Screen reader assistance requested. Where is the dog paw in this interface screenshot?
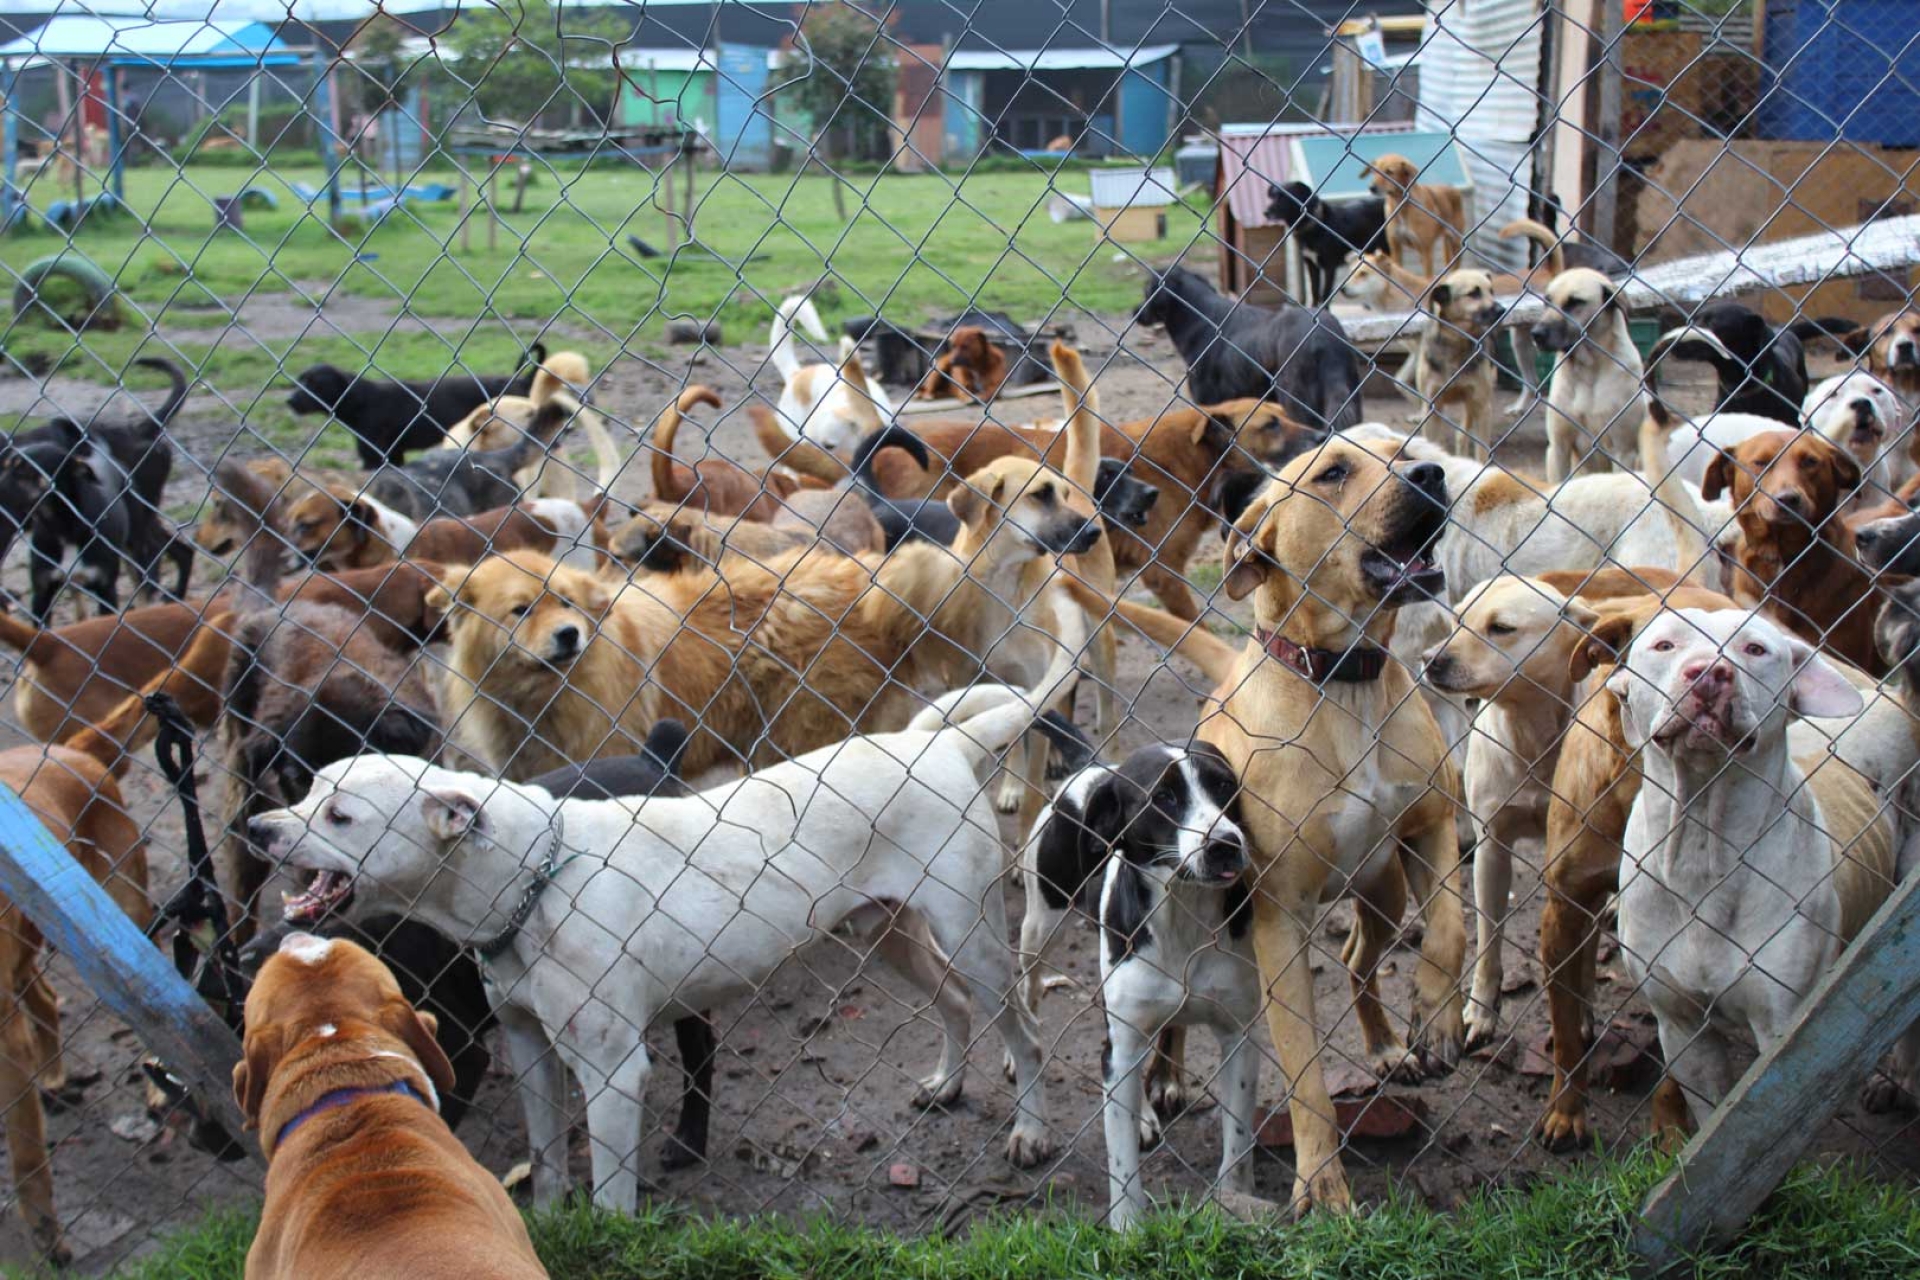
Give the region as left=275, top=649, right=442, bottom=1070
left=660, top=1134, right=706, bottom=1171
left=1148, top=1073, right=1190, bottom=1120
left=1137, top=1107, right=1164, bottom=1149
left=1534, top=1104, right=1590, bottom=1153
left=1462, top=1002, right=1499, bottom=1054
left=993, top=777, right=1023, bottom=814
left=1861, top=1073, right=1916, bottom=1115
left=1006, top=1125, right=1054, bottom=1168
left=1368, top=1039, right=1425, bottom=1084
left=1290, top=1168, right=1354, bottom=1219
left=31, top=1224, right=70, bottom=1268
left=913, top=1072, right=964, bottom=1110
left=1415, top=1000, right=1467, bottom=1075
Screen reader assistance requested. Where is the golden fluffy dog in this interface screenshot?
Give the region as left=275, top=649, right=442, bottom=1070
left=236, top=935, right=546, bottom=1279
left=1364, top=152, right=1466, bottom=277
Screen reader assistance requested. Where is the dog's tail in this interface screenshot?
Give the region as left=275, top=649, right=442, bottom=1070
left=0, top=608, right=42, bottom=657
left=1648, top=324, right=1744, bottom=382
left=132, top=357, right=190, bottom=430
left=747, top=403, right=845, bottom=484
left=1050, top=339, right=1100, bottom=494
left=770, top=295, right=829, bottom=380
left=490, top=393, right=583, bottom=482
left=649, top=387, right=722, bottom=503
left=911, top=599, right=1086, bottom=770
left=849, top=423, right=931, bottom=503
left=1057, top=576, right=1241, bottom=687
left=1639, top=395, right=1715, bottom=585
left=1498, top=217, right=1568, bottom=277
left=60, top=613, right=234, bottom=778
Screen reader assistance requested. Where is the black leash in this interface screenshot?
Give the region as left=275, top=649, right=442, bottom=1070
left=146, top=692, right=246, bottom=1025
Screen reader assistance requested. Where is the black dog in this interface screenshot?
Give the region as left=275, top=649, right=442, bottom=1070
left=525, top=720, right=721, bottom=1169
left=1265, top=181, right=1387, bottom=307
left=1135, top=265, right=1363, bottom=430
left=0, top=357, right=193, bottom=621
left=1650, top=301, right=1808, bottom=425
left=288, top=343, right=547, bottom=468
left=365, top=395, right=574, bottom=520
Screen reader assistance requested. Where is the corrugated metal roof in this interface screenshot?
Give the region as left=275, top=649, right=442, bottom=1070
left=0, top=15, right=299, bottom=63
left=1089, top=165, right=1179, bottom=208
left=946, top=42, right=1179, bottom=72
left=1413, top=0, right=1546, bottom=272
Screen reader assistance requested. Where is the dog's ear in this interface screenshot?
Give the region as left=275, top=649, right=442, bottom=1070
left=231, top=1024, right=284, bottom=1132
left=377, top=999, right=457, bottom=1104
left=1835, top=325, right=1874, bottom=356
left=1600, top=281, right=1622, bottom=311
left=1428, top=283, right=1453, bottom=312
left=346, top=498, right=378, bottom=530
left=1560, top=597, right=1601, bottom=632
left=1222, top=492, right=1278, bottom=601
left=1827, top=439, right=1864, bottom=493
left=423, top=582, right=454, bottom=622
left=947, top=470, right=1008, bottom=528
left=1785, top=637, right=1865, bottom=719
left=1571, top=611, right=1639, bottom=683
left=1701, top=449, right=1737, bottom=502
left=419, top=786, right=484, bottom=841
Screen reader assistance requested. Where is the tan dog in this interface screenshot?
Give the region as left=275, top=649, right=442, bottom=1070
left=1117, top=439, right=1466, bottom=1215
left=440, top=351, right=618, bottom=499
left=0, top=737, right=149, bottom=1264
left=1364, top=153, right=1466, bottom=277
left=1532, top=269, right=1646, bottom=481
left=1534, top=584, right=1731, bottom=1150
left=433, top=460, right=1097, bottom=783
left=236, top=935, right=546, bottom=1280
left=1417, top=567, right=1678, bottom=1047
left=1412, top=269, right=1507, bottom=458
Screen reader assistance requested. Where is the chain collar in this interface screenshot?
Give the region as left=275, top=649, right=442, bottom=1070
left=473, top=813, right=571, bottom=962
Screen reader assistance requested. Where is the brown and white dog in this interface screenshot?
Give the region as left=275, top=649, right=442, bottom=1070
left=1363, top=152, right=1466, bottom=277
left=283, top=484, right=594, bottom=572
left=770, top=295, right=894, bottom=455
left=650, top=387, right=836, bottom=521
left=235, top=934, right=547, bottom=1279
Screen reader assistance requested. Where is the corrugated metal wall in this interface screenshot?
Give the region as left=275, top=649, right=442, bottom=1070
left=1414, top=0, right=1546, bottom=271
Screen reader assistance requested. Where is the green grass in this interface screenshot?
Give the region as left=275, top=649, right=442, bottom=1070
left=0, top=163, right=1209, bottom=394
left=78, top=1155, right=1920, bottom=1280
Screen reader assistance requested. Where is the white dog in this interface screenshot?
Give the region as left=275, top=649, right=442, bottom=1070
left=769, top=294, right=895, bottom=454
left=1609, top=607, right=1918, bottom=1128
left=252, top=688, right=1061, bottom=1212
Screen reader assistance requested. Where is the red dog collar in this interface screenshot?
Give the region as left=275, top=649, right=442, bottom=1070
left=1256, top=628, right=1389, bottom=684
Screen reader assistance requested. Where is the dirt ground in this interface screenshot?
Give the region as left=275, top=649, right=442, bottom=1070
left=0, top=309, right=1915, bottom=1274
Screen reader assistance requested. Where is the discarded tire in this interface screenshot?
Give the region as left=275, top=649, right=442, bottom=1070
left=12, top=252, right=122, bottom=329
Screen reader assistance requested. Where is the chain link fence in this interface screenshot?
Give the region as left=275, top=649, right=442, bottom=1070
left=0, top=0, right=1912, bottom=1270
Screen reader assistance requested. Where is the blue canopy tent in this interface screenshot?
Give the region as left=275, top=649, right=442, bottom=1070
left=0, top=16, right=334, bottom=228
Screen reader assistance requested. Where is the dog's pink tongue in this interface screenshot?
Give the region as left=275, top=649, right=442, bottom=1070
left=281, top=871, right=349, bottom=922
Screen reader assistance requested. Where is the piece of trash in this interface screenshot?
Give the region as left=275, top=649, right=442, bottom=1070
left=109, top=1113, right=161, bottom=1145
left=889, top=1162, right=920, bottom=1188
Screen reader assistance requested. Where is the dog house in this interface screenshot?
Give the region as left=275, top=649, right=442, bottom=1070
left=1089, top=165, right=1177, bottom=243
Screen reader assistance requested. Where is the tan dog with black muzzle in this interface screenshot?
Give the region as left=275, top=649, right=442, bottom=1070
left=1196, top=437, right=1467, bottom=1216
left=236, top=934, right=547, bottom=1280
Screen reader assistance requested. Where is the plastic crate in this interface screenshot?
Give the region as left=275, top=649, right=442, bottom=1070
left=1758, top=0, right=1920, bottom=148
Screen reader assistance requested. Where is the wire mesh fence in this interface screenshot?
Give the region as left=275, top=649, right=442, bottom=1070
left=0, top=0, right=1913, bottom=1271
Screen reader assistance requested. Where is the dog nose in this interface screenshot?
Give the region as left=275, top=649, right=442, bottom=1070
left=1681, top=657, right=1733, bottom=690
left=551, top=625, right=581, bottom=654
left=1857, top=522, right=1886, bottom=551
left=1773, top=489, right=1805, bottom=512
left=1200, top=834, right=1248, bottom=881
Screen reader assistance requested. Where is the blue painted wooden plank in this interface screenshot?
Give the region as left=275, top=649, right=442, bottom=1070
left=1631, top=865, right=1920, bottom=1275
left=0, top=783, right=256, bottom=1155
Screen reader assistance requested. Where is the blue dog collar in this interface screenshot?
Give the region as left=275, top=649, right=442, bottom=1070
left=274, top=1078, right=430, bottom=1150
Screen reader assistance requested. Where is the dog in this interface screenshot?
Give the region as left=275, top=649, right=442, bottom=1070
left=1135, top=265, right=1363, bottom=430
left=1417, top=568, right=1680, bottom=1047
left=440, top=351, right=621, bottom=500
left=1649, top=301, right=1808, bottom=425
left=1795, top=308, right=1920, bottom=411
left=650, top=387, right=833, bottom=520
left=1173, top=437, right=1467, bottom=1215
left=255, top=682, right=1069, bottom=1211
left=769, top=295, right=895, bottom=454
left=1, top=356, right=193, bottom=621
left=234, top=935, right=547, bottom=1279
left=195, top=457, right=324, bottom=563
left=1499, top=215, right=1631, bottom=279
left=1410, top=270, right=1507, bottom=458
left=433, top=455, right=1097, bottom=783
left=1609, top=607, right=1917, bottom=1135
left=1363, top=152, right=1466, bottom=277
left=360, top=395, right=580, bottom=521
left=0, top=736, right=150, bottom=1263
left=1092, top=742, right=1258, bottom=1230
left=1702, top=429, right=1881, bottom=672
left=1806, top=370, right=1913, bottom=502
left=287, top=345, right=546, bottom=468
left=1532, top=584, right=1733, bottom=1149
left=917, top=325, right=1010, bottom=403
left=1264, top=180, right=1387, bottom=307
left=283, top=486, right=593, bottom=572
left=1532, top=269, right=1647, bottom=481
left=601, top=501, right=817, bottom=572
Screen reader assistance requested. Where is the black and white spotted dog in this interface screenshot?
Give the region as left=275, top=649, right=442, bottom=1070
left=1018, top=740, right=1261, bottom=1229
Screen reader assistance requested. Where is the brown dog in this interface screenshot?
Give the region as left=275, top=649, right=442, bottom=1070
left=1534, top=584, right=1734, bottom=1150
left=1364, top=153, right=1467, bottom=277
left=1412, top=268, right=1506, bottom=458
left=195, top=457, right=324, bottom=560
left=651, top=387, right=833, bottom=520
left=236, top=935, right=546, bottom=1279
left=0, top=736, right=150, bottom=1263
left=1702, top=430, right=1880, bottom=672
left=285, top=484, right=595, bottom=571
left=916, top=326, right=1009, bottom=403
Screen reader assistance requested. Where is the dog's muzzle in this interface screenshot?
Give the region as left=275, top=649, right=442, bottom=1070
left=1857, top=514, right=1920, bottom=573
left=1530, top=320, right=1574, bottom=352
left=1190, top=834, right=1249, bottom=885
left=1850, top=398, right=1883, bottom=444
